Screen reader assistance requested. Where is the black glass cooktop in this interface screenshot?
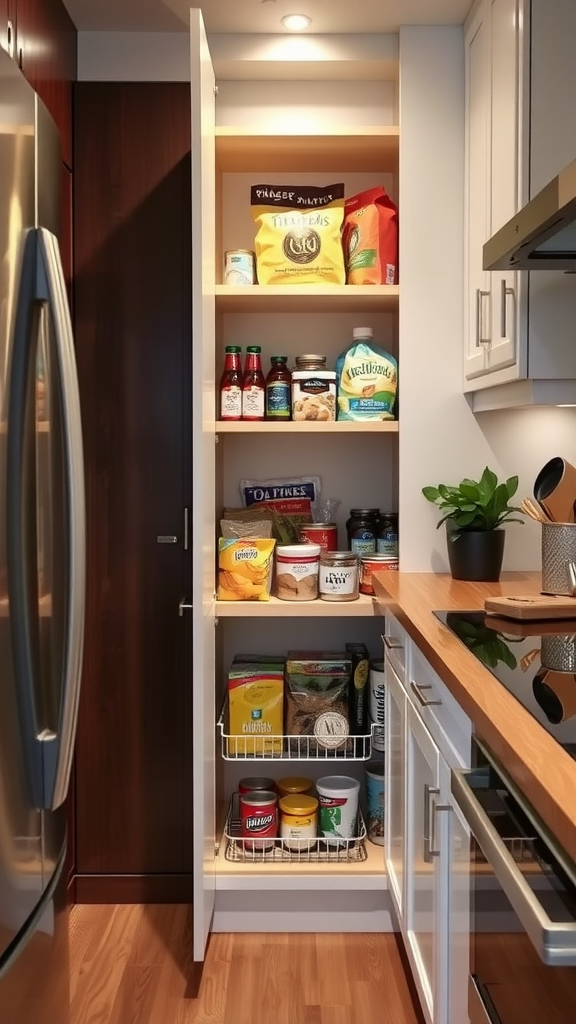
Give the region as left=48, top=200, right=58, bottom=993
left=435, top=610, right=576, bottom=759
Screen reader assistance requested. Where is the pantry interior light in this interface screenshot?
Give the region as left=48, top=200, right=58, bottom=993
left=281, top=13, right=312, bottom=31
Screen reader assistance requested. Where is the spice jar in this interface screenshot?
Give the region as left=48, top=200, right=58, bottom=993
left=279, top=794, right=319, bottom=852
left=346, top=508, right=380, bottom=556
left=319, top=551, right=359, bottom=602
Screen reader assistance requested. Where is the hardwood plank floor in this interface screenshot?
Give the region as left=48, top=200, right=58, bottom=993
left=69, top=905, right=423, bottom=1024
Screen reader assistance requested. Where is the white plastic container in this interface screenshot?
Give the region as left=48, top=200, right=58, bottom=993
left=316, top=775, right=360, bottom=847
left=365, top=762, right=385, bottom=846
left=275, top=543, right=321, bottom=601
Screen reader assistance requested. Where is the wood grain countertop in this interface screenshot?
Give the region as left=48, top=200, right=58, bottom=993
left=372, top=570, right=576, bottom=865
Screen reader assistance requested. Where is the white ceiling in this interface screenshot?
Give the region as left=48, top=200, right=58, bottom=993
left=63, top=0, right=473, bottom=35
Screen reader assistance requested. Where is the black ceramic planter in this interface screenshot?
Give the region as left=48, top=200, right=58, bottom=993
left=446, top=525, right=505, bottom=582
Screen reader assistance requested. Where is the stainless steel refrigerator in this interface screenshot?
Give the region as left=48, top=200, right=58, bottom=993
left=0, top=46, right=85, bottom=1024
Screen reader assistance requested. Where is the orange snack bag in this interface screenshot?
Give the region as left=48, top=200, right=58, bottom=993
left=343, top=186, right=398, bottom=285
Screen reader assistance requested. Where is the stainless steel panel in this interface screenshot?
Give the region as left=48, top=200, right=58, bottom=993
left=0, top=47, right=44, bottom=963
left=35, top=98, right=60, bottom=236
left=0, top=850, right=69, bottom=1024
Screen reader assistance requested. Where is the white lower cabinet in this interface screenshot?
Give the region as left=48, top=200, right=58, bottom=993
left=385, top=642, right=471, bottom=1024
left=384, top=658, right=406, bottom=921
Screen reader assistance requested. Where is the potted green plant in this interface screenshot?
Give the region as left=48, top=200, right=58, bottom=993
left=422, top=467, right=524, bottom=581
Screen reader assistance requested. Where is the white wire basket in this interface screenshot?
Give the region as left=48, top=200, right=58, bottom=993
left=217, top=702, right=384, bottom=762
left=223, top=794, right=368, bottom=864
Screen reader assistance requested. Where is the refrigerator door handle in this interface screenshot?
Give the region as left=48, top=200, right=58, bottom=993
left=6, top=230, right=46, bottom=811
left=36, top=227, right=86, bottom=810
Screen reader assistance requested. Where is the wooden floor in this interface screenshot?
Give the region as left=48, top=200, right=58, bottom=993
left=69, top=904, right=423, bottom=1024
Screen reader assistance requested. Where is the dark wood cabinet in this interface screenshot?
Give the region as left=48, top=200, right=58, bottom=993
left=0, top=0, right=15, bottom=56
left=16, top=0, right=76, bottom=168
left=73, top=83, right=193, bottom=903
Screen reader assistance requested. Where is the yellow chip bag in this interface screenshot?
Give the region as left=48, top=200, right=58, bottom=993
left=251, top=183, right=345, bottom=284
left=217, top=538, right=275, bottom=601
left=228, top=662, right=284, bottom=755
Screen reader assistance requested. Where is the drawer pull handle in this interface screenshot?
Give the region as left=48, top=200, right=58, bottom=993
left=410, top=681, right=442, bottom=707
left=383, top=635, right=403, bottom=651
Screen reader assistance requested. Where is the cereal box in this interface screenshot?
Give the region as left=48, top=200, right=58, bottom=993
left=228, top=661, right=284, bottom=756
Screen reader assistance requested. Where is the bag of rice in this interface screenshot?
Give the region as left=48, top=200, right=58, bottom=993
left=251, top=183, right=345, bottom=284
left=343, top=186, right=398, bottom=285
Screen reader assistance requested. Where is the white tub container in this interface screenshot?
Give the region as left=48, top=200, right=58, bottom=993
left=316, top=775, right=360, bottom=848
left=275, top=543, right=321, bottom=601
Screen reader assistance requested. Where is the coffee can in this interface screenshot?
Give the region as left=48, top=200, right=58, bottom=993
left=240, top=790, right=277, bottom=852
left=299, top=522, right=338, bottom=552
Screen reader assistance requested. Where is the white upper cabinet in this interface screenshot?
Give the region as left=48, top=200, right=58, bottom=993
left=464, top=0, right=576, bottom=408
left=464, top=0, right=524, bottom=384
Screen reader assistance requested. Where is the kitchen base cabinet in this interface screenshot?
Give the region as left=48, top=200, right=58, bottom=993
left=384, top=623, right=471, bottom=1024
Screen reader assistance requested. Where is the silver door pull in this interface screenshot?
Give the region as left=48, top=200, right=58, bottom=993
left=383, top=635, right=403, bottom=650
left=410, top=681, right=442, bottom=707
left=157, top=535, right=178, bottom=544
left=179, top=599, right=192, bottom=616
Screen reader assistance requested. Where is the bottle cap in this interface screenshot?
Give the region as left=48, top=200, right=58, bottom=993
left=271, top=355, right=288, bottom=362
left=246, top=345, right=262, bottom=353
left=225, top=345, right=241, bottom=352
left=352, top=327, right=373, bottom=339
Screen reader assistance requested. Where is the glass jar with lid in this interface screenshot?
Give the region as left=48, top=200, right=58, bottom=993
left=295, top=354, right=327, bottom=371
left=319, top=551, right=359, bottom=602
left=346, top=509, right=380, bottom=556
left=377, top=511, right=399, bottom=557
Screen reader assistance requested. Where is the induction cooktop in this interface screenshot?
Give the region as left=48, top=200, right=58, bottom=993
left=435, top=610, right=576, bottom=759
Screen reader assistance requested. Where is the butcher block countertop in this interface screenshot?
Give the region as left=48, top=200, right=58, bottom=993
left=373, top=570, right=576, bottom=866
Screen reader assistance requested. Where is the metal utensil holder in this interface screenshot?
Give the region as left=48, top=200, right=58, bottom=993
left=541, top=634, right=576, bottom=672
left=541, top=523, right=576, bottom=596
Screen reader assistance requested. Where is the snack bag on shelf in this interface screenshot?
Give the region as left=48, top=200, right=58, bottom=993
left=251, top=183, right=345, bottom=284
left=217, top=538, right=275, bottom=601
left=343, top=186, right=398, bottom=285
left=228, top=661, right=284, bottom=755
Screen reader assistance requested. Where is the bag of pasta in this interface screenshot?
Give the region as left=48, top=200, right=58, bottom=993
left=217, top=538, right=276, bottom=601
left=251, top=183, right=345, bottom=284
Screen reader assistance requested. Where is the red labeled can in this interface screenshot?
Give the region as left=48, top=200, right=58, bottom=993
left=359, top=554, right=399, bottom=596
left=238, top=777, right=276, bottom=795
left=299, top=522, right=338, bottom=552
left=240, top=790, right=277, bottom=852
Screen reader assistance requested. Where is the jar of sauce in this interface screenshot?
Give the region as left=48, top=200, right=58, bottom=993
left=377, top=512, right=399, bottom=557
left=265, top=355, right=292, bottom=420
left=277, top=777, right=313, bottom=799
left=279, top=794, right=318, bottom=852
left=346, top=508, right=380, bottom=556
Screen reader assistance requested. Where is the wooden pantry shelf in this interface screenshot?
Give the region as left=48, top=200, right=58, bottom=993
left=215, top=283, right=399, bottom=313
left=216, top=594, right=380, bottom=618
left=215, top=126, right=399, bottom=174
left=216, top=420, right=398, bottom=435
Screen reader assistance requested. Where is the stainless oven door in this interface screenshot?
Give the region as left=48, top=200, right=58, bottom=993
left=452, top=745, right=576, bottom=1024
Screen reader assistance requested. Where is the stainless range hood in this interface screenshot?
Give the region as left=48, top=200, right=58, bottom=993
left=483, top=158, right=576, bottom=271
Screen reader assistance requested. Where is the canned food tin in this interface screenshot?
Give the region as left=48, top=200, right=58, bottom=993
left=238, top=777, right=276, bottom=795
left=299, top=522, right=338, bottom=552
left=319, top=551, right=359, bottom=602
left=279, top=794, right=318, bottom=852
left=240, top=790, right=277, bottom=852
left=224, top=249, right=256, bottom=286
left=359, top=554, right=399, bottom=595
left=277, top=776, right=313, bottom=798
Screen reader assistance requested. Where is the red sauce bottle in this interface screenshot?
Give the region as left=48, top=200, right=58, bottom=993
left=219, top=346, right=242, bottom=421
left=242, top=345, right=265, bottom=421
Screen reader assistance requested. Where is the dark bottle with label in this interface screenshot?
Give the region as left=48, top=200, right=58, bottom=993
left=377, top=511, right=399, bottom=557
left=265, top=355, right=292, bottom=420
left=242, top=345, right=265, bottom=421
left=346, top=508, right=380, bottom=556
left=219, top=345, right=242, bottom=421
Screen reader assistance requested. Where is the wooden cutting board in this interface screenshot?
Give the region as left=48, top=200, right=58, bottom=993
left=484, top=594, right=576, bottom=620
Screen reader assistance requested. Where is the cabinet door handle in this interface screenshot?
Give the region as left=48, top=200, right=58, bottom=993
left=6, top=19, right=13, bottom=58
left=179, top=598, right=192, bottom=617
left=476, top=288, right=490, bottom=347
left=423, top=784, right=440, bottom=863
left=429, top=800, right=452, bottom=859
left=500, top=278, right=515, bottom=339
left=383, top=635, right=403, bottom=651
left=410, top=681, right=442, bottom=707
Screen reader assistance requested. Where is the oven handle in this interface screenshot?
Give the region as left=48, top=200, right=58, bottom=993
left=451, top=766, right=576, bottom=966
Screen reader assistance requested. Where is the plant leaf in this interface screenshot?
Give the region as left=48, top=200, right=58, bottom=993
left=422, top=486, right=440, bottom=502
left=505, top=475, right=519, bottom=499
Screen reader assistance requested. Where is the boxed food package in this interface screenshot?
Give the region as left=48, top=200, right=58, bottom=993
left=292, top=370, right=336, bottom=422
left=251, top=183, right=346, bottom=285
left=228, top=660, right=284, bottom=755
left=217, top=538, right=275, bottom=601
left=285, top=651, right=352, bottom=752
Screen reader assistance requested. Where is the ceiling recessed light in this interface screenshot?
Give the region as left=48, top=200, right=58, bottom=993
left=281, top=13, right=312, bottom=31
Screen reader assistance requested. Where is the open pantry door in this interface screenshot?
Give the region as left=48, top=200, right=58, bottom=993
left=190, top=7, right=217, bottom=966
